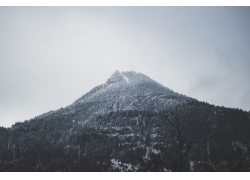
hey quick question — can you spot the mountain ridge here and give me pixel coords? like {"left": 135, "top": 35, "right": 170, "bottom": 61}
{"left": 73, "top": 70, "right": 192, "bottom": 105}
{"left": 1, "top": 70, "right": 250, "bottom": 172}
{"left": 66, "top": 70, "right": 195, "bottom": 126}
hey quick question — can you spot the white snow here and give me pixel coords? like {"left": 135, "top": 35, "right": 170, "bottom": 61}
{"left": 124, "top": 133, "right": 134, "bottom": 138}
{"left": 111, "top": 158, "right": 139, "bottom": 171}
{"left": 111, "top": 159, "right": 121, "bottom": 167}
{"left": 151, "top": 133, "right": 157, "bottom": 138}
{"left": 152, "top": 148, "right": 161, "bottom": 154}
{"left": 190, "top": 161, "right": 195, "bottom": 171}
{"left": 122, "top": 75, "right": 129, "bottom": 84}
{"left": 144, "top": 147, "right": 151, "bottom": 160}
{"left": 108, "top": 84, "right": 114, "bottom": 88}
{"left": 164, "top": 168, "right": 171, "bottom": 172}
{"left": 112, "top": 127, "right": 121, "bottom": 131}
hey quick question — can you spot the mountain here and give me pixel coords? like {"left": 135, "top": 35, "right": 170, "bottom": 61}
{"left": 71, "top": 70, "right": 192, "bottom": 123}
{"left": 0, "top": 70, "right": 250, "bottom": 172}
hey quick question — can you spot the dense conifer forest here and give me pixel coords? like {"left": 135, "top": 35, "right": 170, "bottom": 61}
{"left": 1, "top": 71, "right": 250, "bottom": 171}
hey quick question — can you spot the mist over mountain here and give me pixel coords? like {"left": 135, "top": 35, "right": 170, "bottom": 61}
{"left": 0, "top": 71, "right": 250, "bottom": 172}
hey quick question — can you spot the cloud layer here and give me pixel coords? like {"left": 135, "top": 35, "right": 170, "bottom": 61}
{"left": 1, "top": 7, "right": 250, "bottom": 127}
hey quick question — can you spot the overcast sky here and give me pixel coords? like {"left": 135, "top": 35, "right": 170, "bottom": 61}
{"left": 1, "top": 7, "right": 250, "bottom": 127}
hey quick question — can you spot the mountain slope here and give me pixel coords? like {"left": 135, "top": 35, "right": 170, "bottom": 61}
{"left": 70, "top": 71, "right": 193, "bottom": 123}
{"left": 0, "top": 71, "right": 250, "bottom": 172}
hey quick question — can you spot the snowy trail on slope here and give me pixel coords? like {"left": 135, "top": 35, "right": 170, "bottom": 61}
{"left": 123, "top": 75, "right": 129, "bottom": 84}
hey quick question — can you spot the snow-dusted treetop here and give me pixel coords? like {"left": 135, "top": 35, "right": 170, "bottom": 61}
{"left": 28, "top": 70, "right": 196, "bottom": 124}
{"left": 71, "top": 71, "right": 194, "bottom": 116}
{"left": 106, "top": 70, "right": 124, "bottom": 84}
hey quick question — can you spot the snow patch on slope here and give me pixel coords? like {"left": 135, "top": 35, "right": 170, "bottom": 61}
{"left": 111, "top": 158, "right": 139, "bottom": 171}
{"left": 122, "top": 75, "right": 129, "bottom": 84}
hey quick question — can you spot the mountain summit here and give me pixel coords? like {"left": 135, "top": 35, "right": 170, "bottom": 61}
{"left": 72, "top": 71, "right": 189, "bottom": 119}
{"left": 1, "top": 70, "right": 250, "bottom": 172}
{"left": 106, "top": 70, "right": 126, "bottom": 84}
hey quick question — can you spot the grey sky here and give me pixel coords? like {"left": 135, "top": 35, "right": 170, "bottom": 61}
{"left": 1, "top": 7, "right": 250, "bottom": 127}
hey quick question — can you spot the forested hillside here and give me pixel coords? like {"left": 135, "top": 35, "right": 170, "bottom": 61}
{"left": 1, "top": 71, "right": 250, "bottom": 172}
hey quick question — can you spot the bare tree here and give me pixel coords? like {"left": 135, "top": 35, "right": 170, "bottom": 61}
{"left": 232, "top": 127, "right": 250, "bottom": 172}
{"left": 165, "top": 107, "right": 196, "bottom": 172}
{"left": 132, "top": 107, "right": 196, "bottom": 172}
{"left": 232, "top": 147, "right": 250, "bottom": 171}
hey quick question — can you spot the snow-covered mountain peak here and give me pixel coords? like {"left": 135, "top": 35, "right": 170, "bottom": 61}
{"left": 106, "top": 70, "right": 124, "bottom": 84}
{"left": 72, "top": 70, "right": 193, "bottom": 108}
{"left": 106, "top": 70, "right": 137, "bottom": 85}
